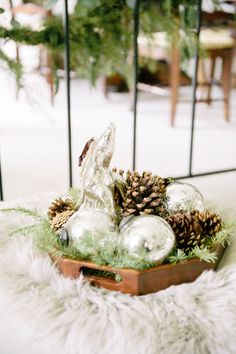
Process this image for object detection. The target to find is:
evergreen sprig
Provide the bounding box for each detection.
[2,203,233,270]
[0,48,22,90]
[167,248,188,264]
[9,224,40,236]
[208,222,234,247]
[167,245,218,264]
[190,246,217,263]
[1,206,44,221]
[0,0,222,92]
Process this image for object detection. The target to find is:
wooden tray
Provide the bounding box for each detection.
[52,244,225,295]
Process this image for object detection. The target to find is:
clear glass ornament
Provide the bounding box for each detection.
[64,209,118,255]
[166,182,205,214]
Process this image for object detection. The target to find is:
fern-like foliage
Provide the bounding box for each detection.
[167,249,188,264]
[9,224,39,236]
[203,221,235,249]
[0,48,22,90]
[190,246,217,263]
[1,207,44,220]
[1,203,233,270]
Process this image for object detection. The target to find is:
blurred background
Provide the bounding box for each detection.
[0,0,236,200]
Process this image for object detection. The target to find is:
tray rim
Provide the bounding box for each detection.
[51,243,225,275]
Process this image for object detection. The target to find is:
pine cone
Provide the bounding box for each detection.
[48,198,75,220]
[118,170,173,217]
[112,167,124,178]
[191,210,222,236]
[50,210,74,232]
[166,213,203,253]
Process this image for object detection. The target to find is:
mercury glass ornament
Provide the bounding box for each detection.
[166,182,205,214]
[120,215,175,263]
[76,124,117,218]
[63,209,118,254]
[119,215,134,231]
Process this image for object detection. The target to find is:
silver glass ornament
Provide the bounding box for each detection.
[119,215,135,231]
[166,182,205,214]
[58,228,69,246]
[64,209,118,255]
[120,215,175,263]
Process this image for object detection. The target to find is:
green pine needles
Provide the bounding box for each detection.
[0,48,22,91]
[1,203,233,271]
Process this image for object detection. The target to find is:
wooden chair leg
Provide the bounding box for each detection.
[103,76,109,99]
[45,50,54,105]
[221,50,233,122]
[206,56,216,105]
[197,59,207,101]
[170,45,180,127]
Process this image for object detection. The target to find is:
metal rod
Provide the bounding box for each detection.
[176,168,236,180]
[64,0,73,188]
[132,0,139,171]
[0,153,3,201]
[189,0,202,176]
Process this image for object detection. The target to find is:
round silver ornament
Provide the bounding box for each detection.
[119,215,135,231]
[166,182,205,214]
[64,209,118,255]
[120,215,175,263]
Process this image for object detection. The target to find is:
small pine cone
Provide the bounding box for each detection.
[166,213,203,253]
[114,185,124,207]
[191,210,222,236]
[50,210,74,231]
[121,171,173,217]
[155,175,174,194]
[112,167,124,178]
[48,198,75,220]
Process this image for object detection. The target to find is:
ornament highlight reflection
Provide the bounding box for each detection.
[120,215,175,263]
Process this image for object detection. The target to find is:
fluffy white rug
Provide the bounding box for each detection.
[0,196,236,354]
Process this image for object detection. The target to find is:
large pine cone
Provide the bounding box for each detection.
[48,198,75,220]
[50,210,74,232]
[191,210,222,236]
[117,170,173,217]
[166,212,203,253]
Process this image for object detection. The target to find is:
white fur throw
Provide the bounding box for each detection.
[0,196,236,354]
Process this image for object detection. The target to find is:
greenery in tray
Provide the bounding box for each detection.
[1,199,232,272]
[0,0,220,93]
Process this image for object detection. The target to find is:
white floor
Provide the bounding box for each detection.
[0,47,236,200]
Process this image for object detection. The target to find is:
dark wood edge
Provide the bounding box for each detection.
[85,275,124,289]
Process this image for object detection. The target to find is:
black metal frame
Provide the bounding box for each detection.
[188,0,202,176]
[132,0,140,171]
[0,0,235,201]
[64,0,73,188]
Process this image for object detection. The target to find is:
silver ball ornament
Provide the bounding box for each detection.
[120,215,175,263]
[64,209,118,255]
[166,182,205,214]
[119,215,135,231]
